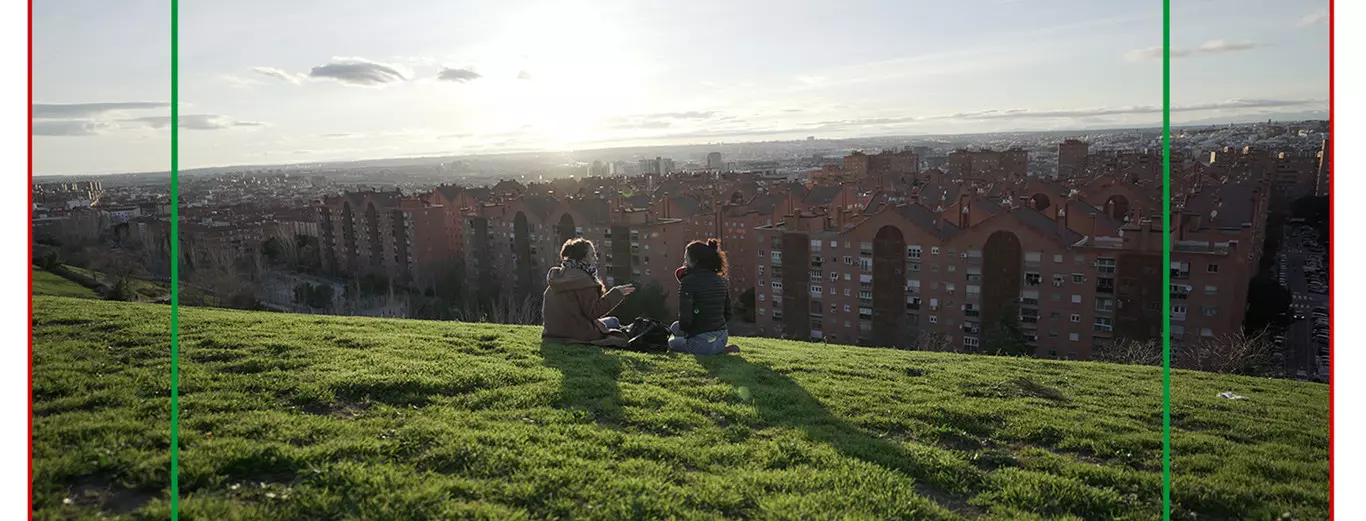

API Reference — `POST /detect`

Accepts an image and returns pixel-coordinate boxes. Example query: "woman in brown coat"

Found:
[541,238,636,347]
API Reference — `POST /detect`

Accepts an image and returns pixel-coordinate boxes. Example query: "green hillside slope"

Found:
[32,297,1328,520]
[31,267,98,299]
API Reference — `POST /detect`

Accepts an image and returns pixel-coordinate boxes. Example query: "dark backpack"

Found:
[622,317,670,353]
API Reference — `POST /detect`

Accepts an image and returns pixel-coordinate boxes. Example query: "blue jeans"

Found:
[668,321,729,355]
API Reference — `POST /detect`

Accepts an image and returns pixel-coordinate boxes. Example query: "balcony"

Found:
[1171,312,1187,322]
[965,309,980,318]
[1095,279,1116,295]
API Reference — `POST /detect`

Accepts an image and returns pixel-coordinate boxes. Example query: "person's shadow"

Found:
[695,354,981,514]
[539,340,625,427]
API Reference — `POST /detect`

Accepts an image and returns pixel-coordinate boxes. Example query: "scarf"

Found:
[562,258,599,281]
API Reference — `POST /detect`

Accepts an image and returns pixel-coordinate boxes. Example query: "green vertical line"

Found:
[169,0,181,516]
[1161,0,1173,518]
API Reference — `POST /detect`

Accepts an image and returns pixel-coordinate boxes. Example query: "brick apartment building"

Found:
[1057,139,1089,179]
[948,148,1029,183]
[750,181,1163,360]
[317,190,454,290]
[1168,169,1272,348]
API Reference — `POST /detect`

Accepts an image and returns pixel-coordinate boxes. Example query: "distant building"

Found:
[948,148,1028,183]
[1057,139,1089,179]
[706,152,724,171]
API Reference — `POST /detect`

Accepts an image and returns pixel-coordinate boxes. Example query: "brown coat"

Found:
[541,266,629,347]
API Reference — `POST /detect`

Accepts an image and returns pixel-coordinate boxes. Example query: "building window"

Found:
[910,262,920,272]
[757,266,765,277]
[948,265,957,273]
[1025,272,1042,286]
[1096,297,1115,312]
[1053,275,1065,287]
[1069,333,1079,341]
[844,272,852,281]
[1049,311,1061,320]
[908,246,922,259]
[844,304,852,312]
[1093,317,1113,332]
[1207,263,1219,273]
[1200,328,1214,337]
[928,315,938,324]
[1204,285,1218,296]
[829,272,839,282]
[810,239,822,252]
[759,293,766,302]
[931,247,941,255]
[1024,252,1042,262]
[1070,313,1081,323]
[843,289,851,296]
[1071,294,1082,304]
[843,256,853,265]
[1053,254,1063,263]
[1202,306,1218,317]
[963,336,980,348]
[1072,273,1085,283]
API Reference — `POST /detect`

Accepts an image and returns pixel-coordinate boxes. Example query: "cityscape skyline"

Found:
[34,0,1328,175]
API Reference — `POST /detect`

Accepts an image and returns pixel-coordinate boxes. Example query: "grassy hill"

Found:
[32,296,1328,520]
[32,267,98,299]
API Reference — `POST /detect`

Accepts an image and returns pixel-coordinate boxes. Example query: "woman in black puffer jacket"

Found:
[670,239,740,355]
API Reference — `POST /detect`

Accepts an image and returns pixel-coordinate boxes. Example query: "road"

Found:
[1277,226,1328,379]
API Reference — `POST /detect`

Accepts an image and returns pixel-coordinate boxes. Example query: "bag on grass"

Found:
[621,317,670,353]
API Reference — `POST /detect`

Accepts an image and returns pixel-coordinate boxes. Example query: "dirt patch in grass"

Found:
[961,378,1069,403]
[65,475,155,515]
[301,399,372,420]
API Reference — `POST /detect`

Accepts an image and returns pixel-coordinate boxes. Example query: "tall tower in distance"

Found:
[706,151,724,171]
[1058,139,1090,179]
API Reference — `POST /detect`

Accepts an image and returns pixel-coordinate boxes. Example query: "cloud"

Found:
[308,58,409,86]
[129,114,266,130]
[1298,9,1328,27]
[32,120,110,137]
[320,133,359,139]
[933,98,1322,121]
[1124,39,1254,61]
[1197,39,1256,53]
[517,70,533,81]
[437,67,482,82]
[32,102,169,119]
[251,66,303,85]
[796,75,828,85]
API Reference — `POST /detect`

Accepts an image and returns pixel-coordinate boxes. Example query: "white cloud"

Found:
[1298,9,1328,27]
[1125,39,1255,61]
[308,58,410,86]
[251,66,304,85]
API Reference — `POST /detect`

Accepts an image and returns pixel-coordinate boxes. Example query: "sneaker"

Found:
[724,344,741,354]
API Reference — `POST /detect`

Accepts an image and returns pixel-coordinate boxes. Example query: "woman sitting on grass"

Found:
[670,239,740,355]
[542,238,636,347]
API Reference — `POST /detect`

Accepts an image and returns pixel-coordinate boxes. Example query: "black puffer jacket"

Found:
[677,269,730,337]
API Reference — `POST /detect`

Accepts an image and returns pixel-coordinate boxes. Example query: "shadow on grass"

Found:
[539,340,625,427]
[695,354,983,514]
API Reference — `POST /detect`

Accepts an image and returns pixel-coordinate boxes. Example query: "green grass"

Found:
[32,297,1328,520]
[32,267,98,299]
[64,265,171,301]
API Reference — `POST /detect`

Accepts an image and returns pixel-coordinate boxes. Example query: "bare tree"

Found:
[913,330,956,353]
[1093,338,1163,366]
[1176,329,1276,376]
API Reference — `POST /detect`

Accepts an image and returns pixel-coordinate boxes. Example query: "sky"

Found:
[33,0,1330,175]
